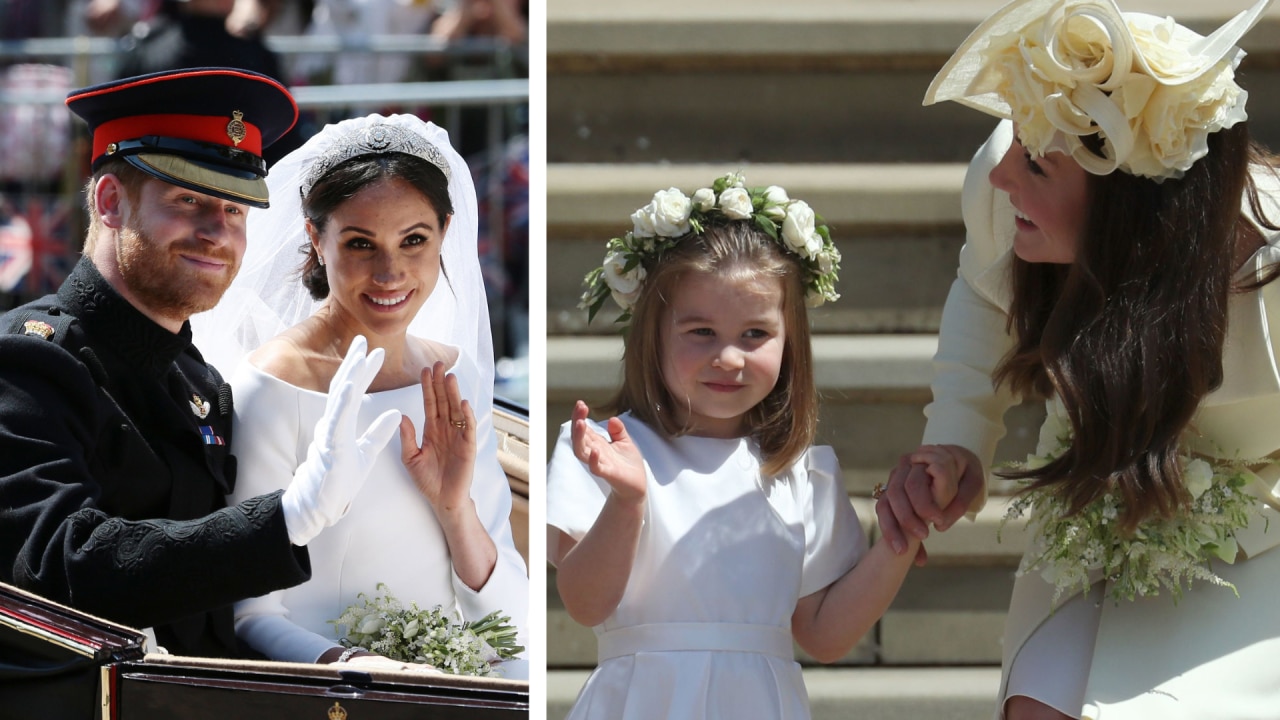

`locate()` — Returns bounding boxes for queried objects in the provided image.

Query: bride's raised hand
[570,400,646,505]
[399,362,478,512]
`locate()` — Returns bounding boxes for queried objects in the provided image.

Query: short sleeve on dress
[796,446,867,598]
[546,419,614,546]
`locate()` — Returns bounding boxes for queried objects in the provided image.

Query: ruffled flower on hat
[969,1,1248,180]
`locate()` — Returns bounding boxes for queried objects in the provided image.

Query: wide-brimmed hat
[923,0,1274,180]
[66,67,298,208]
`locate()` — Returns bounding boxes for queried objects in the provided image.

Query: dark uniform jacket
[0,257,310,657]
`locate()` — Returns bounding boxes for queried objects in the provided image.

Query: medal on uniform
[198,425,225,446]
[189,393,211,419]
[22,320,54,339]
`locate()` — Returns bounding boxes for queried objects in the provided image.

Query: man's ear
[95,174,129,230]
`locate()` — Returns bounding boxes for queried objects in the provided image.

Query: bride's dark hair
[995,123,1280,532]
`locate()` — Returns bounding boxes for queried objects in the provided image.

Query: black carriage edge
[0,401,531,719]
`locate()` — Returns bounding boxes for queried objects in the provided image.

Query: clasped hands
[876,444,985,565]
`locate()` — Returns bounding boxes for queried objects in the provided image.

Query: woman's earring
[318,255,326,267]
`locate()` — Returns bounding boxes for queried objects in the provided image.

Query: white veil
[190,113,493,397]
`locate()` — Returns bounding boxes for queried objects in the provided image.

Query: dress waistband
[597,623,795,662]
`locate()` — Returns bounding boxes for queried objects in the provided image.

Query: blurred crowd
[0,0,528,398]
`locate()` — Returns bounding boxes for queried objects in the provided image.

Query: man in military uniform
[0,68,399,658]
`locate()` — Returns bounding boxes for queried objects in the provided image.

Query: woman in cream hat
[877,0,1280,718]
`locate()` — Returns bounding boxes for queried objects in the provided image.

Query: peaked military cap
[66,67,298,208]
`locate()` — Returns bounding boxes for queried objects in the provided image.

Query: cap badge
[190,393,211,419]
[328,702,347,720]
[22,320,54,340]
[226,110,247,147]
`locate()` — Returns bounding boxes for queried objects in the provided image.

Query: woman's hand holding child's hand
[908,444,965,510]
[570,401,646,505]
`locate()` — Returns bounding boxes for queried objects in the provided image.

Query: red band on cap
[93,113,263,160]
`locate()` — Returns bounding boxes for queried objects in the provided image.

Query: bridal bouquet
[331,583,523,677]
[1002,403,1264,606]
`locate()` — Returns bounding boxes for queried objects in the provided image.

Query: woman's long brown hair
[995,124,1280,532]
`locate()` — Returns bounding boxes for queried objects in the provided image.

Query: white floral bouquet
[579,172,841,324]
[1002,401,1265,606]
[330,583,523,677]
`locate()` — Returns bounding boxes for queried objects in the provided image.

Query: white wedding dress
[229,345,529,679]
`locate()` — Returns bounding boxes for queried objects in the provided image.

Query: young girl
[547,174,954,718]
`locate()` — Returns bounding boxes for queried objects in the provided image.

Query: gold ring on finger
[451,420,467,429]
[872,482,886,500]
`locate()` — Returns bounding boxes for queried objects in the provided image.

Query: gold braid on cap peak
[301,122,452,198]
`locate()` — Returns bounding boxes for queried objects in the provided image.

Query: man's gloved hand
[282,336,401,546]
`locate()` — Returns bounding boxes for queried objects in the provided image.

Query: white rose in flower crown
[762,186,790,220]
[631,203,657,238]
[692,187,716,212]
[718,187,753,220]
[601,250,646,309]
[782,200,816,254]
[802,232,823,260]
[805,286,825,308]
[817,248,836,275]
[650,187,693,237]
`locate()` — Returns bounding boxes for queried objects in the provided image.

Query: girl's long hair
[996,123,1280,532]
[608,221,818,477]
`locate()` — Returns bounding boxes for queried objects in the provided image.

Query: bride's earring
[318,254,326,267]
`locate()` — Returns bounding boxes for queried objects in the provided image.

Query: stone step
[549,0,1280,64]
[547,667,1002,720]
[546,499,1031,668]
[545,334,1047,495]
[547,1,1280,164]
[547,162,967,335]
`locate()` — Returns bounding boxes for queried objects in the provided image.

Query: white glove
[281,335,401,545]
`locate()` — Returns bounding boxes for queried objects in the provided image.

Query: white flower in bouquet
[331,584,523,677]
[1001,403,1266,607]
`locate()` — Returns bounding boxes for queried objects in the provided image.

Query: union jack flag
[0,209,32,293]
[15,193,76,296]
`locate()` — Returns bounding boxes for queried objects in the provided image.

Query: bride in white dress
[191,113,528,677]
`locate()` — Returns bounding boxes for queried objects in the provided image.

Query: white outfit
[546,414,866,720]
[188,115,526,676]
[924,120,1280,719]
[230,347,529,679]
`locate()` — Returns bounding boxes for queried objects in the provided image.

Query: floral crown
[579,172,841,324]
[924,0,1273,180]
[301,122,452,198]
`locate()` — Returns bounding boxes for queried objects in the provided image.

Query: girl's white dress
[227,347,529,679]
[927,119,1280,719]
[547,413,866,720]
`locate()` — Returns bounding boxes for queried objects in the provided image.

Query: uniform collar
[58,256,194,375]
